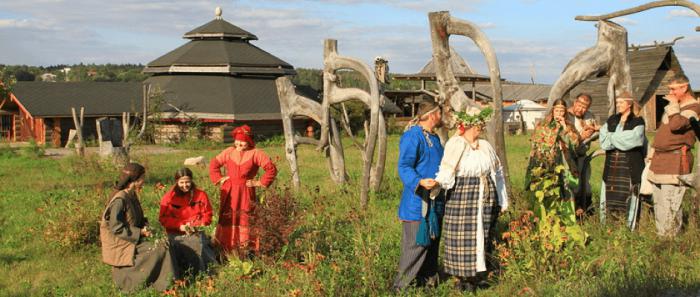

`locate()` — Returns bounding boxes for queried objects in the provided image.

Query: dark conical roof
[183,19,258,40]
[143,9,294,76]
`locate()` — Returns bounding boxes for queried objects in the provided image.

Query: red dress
[158,188,213,235]
[209,147,277,253]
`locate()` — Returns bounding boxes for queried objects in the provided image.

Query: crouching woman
[100,163,179,292]
[159,167,217,275]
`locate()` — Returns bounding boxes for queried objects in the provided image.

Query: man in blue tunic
[393,99,444,291]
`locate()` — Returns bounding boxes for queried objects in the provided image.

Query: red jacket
[159,188,213,235]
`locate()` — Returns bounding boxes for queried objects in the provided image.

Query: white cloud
[612,17,638,26]
[668,9,698,18]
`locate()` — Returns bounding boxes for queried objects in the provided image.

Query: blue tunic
[397,126,444,221]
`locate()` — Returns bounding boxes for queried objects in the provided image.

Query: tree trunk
[575,0,700,32]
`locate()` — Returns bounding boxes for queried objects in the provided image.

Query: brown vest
[99,191,136,267]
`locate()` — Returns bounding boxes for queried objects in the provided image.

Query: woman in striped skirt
[599,91,646,228]
[434,107,508,291]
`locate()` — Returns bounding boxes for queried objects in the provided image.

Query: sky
[0,0,698,84]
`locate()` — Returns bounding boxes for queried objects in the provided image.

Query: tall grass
[1,133,700,296]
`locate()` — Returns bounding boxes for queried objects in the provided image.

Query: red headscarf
[231,125,255,147]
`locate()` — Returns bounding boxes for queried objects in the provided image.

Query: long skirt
[112,241,179,292]
[169,232,217,276]
[443,175,498,277]
[604,151,638,216]
[216,183,258,253]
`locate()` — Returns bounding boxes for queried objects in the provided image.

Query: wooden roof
[393,47,493,82]
[144,14,294,76]
[470,83,551,102]
[6,82,142,117]
[184,19,258,40]
[144,74,283,120]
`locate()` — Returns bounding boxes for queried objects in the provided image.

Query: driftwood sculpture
[547,20,632,115]
[549,0,700,112]
[275,76,347,188]
[428,11,509,181]
[277,40,387,209]
[70,107,85,157]
[575,0,700,31]
[95,84,149,164]
[320,39,386,209]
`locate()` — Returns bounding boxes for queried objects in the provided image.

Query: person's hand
[246,180,263,188]
[140,227,152,238]
[664,94,679,104]
[179,223,195,235]
[419,178,438,190]
[216,176,230,187]
[580,129,594,140]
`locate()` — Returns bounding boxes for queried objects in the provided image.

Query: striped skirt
[443,175,498,277]
[605,151,635,214]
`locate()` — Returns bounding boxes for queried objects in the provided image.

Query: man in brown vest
[648,74,700,237]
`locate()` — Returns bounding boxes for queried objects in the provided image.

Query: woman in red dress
[209,125,277,255]
[159,167,216,275]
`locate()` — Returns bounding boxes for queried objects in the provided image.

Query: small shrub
[19,139,45,158]
[42,184,105,249]
[250,187,300,260]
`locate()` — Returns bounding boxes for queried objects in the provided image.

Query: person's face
[429,109,443,128]
[468,125,483,137]
[133,175,145,191]
[572,97,591,117]
[234,140,249,151]
[177,176,192,193]
[669,83,688,99]
[616,99,632,114]
[553,105,566,119]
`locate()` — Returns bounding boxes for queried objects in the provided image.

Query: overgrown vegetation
[3,134,700,296]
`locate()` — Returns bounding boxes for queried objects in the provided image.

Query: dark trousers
[393,221,440,290]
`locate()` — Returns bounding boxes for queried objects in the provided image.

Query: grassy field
[2,134,700,296]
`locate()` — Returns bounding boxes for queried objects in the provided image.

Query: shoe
[458,280,475,293]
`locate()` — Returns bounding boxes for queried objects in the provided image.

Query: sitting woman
[434,107,508,291]
[100,163,179,292]
[599,92,646,228]
[210,125,277,256]
[159,167,216,276]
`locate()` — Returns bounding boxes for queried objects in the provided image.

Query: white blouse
[434,136,509,210]
[434,135,509,273]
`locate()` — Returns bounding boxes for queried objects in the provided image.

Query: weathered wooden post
[320,39,383,209]
[70,107,85,157]
[275,76,347,189]
[428,11,510,182]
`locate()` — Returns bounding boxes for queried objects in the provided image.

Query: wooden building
[387,48,493,118]
[143,8,298,143]
[568,42,691,131]
[0,82,141,146]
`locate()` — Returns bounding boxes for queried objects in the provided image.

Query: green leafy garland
[455,106,494,126]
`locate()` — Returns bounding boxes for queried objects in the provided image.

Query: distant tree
[14,69,35,81]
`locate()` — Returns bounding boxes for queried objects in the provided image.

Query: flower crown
[455,107,493,127]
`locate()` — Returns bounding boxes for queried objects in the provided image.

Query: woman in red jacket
[210,125,277,257]
[159,167,216,275]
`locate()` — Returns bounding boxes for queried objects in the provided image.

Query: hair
[575,93,592,104]
[110,163,146,199]
[417,97,440,121]
[670,73,693,95]
[173,167,196,195]
[544,99,569,123]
